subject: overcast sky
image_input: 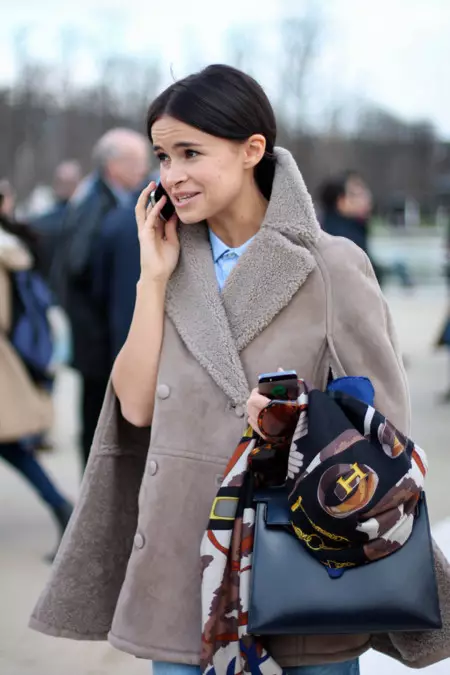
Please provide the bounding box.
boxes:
[1,0,449,137]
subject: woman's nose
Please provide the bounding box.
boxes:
[164,166,187,189]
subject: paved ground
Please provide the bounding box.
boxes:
[1,285,450,675]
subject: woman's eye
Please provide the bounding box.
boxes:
[185,149,199,159]
[157,153,169,163]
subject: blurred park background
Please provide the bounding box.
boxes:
[1,1,450,674]
[2,1,450,279]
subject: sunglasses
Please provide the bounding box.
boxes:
[257,400,301,442]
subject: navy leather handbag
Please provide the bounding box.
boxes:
[248,487,442,635]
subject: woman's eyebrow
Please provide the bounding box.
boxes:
[153,141,203,152]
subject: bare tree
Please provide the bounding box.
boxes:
[225,25,259,74]
[277,1,323,134]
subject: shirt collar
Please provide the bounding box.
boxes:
[208,228,256,263]
[209,229,229,263]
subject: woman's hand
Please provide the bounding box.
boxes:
[135,181,180,284]
[246,387,271,438]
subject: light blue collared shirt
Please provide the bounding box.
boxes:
[208,229,255,290]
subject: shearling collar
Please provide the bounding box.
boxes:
[165,147,322,406]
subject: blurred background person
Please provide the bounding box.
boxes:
[318,171,415,291]
[435,222,450,402]
[319,171,372,251]
[435,313,450,401]
[0,180,73,562]
[30,160,83,279]
[91,194,142,366]
[318,170,386,284]
[51,128,150,469]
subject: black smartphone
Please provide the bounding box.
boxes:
[258,370,299,401]
[150,182,175,222]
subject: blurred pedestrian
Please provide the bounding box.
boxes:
[91,197,141,363]
[31,160,82,279]
[0,181,73,561]
[319,172,371,247]
[435,222,450,401]
[319,171,384,285]
[51,128,150,469]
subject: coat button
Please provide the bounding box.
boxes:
[134,532,145,549]
[234,405,245,418]
[148,460,158,476]
[156,384,170,400]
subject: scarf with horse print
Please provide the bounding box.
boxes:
[200,378,428,675]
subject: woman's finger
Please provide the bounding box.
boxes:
[164,214,179,244]
[152,218,165,241]
[136,181,156,224]
[248,415,267,440]
[248,415,259,430]
[247,392,271,412]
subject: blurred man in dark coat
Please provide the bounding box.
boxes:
[91,200,141,365]
[52,128,149,469]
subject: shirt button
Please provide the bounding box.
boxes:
[134,533,145,549]
[156,384,171,400]
[148,460,158,476]
[234,405,245,418]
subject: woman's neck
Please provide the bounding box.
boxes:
[207,181,268,249]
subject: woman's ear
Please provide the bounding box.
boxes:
[243,135,267,169]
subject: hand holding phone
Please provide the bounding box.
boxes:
[258,370,299,401]
[135,181,180,283]
[246,369,299,441]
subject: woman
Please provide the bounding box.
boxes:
[0,182,73,561]
[32,65,448,673]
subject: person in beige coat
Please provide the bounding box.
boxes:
[30,66,450,673]
[0,189,72,560]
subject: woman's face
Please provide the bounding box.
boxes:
[151,116,254,224]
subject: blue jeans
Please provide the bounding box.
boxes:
[0,442,66,509]
[152,658,359,675]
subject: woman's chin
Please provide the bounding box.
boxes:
[176,209,205,225]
